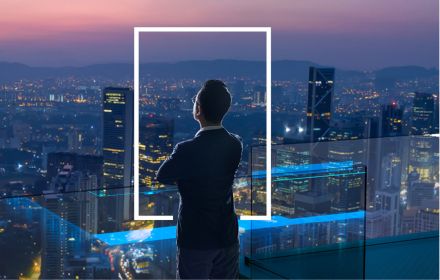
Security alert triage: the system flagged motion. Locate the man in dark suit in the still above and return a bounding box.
[156,80,242,279]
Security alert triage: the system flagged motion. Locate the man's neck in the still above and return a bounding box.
[200,122,222,128]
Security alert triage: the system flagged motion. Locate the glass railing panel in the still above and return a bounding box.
[0,176,255,279]
[266,135,439,239]
[244,135,438,278]
[0,136,437,279]
[245,145,367,278]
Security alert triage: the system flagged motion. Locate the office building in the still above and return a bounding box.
[102,87,134,228]
[380,102,403,137]
[415,206,439,232]
[102,87,134,188]
[380,153,402,190]
[408,136,438,182]
[375,188,401,235]
[306,67,335,142]
[410,92,435,135]
[407,181,434,208]
[41,179,91,279]
[139,115,174,188]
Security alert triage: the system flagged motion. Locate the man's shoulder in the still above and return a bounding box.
[227,132,243,148]
[228,132,242,142]
[175,139,193,150]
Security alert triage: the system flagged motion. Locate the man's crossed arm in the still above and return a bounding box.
[155,143,183,186]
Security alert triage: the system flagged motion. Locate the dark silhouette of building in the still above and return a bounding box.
[408,181,434,208]
[294,192,332,214]
[410,92,435,135]
[381,102,403,137]
[306,67,335,142]
[434,94,439,133]
[46,152,103,187]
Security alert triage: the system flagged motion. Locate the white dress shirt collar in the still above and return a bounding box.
[199,125,223,132]
[196,125,224,136]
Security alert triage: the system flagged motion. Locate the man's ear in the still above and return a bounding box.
[196,103,202,118]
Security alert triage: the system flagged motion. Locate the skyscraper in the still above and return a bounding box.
[374,188,400,235]
[139,115,174,188]
[380,102,403,137]
[380,153,402,190]
[408,136,438,182]
[410,92,435,135]
[102,87,133,188]
[306,67,335,142]
[41,169,97,279]
[102,87,133,228]
[68,128,83,153]
[328,168,365,213]
[41,193,66,279]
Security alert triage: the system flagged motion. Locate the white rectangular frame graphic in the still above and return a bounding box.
[134,27,272,221]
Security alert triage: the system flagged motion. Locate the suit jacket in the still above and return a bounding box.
[156,127,243,249]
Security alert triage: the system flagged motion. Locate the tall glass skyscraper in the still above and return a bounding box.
[306,67,335,142]
[410,92,435,135]
[102,87,133,228]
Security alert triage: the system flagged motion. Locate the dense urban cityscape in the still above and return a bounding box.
[0,60,438,278]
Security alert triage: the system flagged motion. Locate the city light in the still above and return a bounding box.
[0,1,437,278]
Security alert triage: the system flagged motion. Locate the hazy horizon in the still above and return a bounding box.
[1,58,438,72]
[0,0,438,70]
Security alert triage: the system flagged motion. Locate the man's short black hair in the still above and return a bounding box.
[198,80,231,123]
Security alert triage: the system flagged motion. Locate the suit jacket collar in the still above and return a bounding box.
[195,126,226,137]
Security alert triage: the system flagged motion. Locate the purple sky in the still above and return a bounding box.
[0,0,438,70]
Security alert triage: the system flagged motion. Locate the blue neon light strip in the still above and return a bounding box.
[252,161,354,179]
[88,187,178,197]
[94,211,365,246]
[273,171,366,182]
[7,196,364,248]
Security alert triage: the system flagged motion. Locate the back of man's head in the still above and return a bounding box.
[198,80,231,124]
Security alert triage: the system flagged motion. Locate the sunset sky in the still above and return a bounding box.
[0,0,438,70]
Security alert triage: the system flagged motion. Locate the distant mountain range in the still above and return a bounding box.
[0,60,437,83]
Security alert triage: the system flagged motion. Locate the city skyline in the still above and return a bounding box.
[0,62,438,278]
[0,0,438,277]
